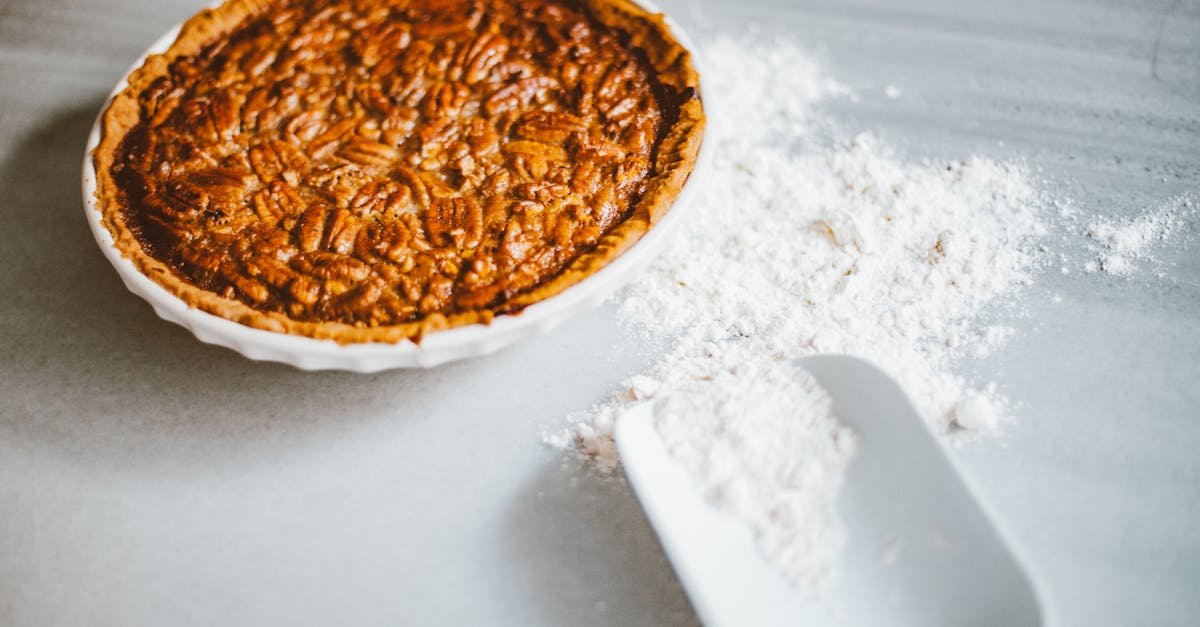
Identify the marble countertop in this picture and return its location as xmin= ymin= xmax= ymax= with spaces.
xmin=1 ymin=0 xmax=1197 ymax=625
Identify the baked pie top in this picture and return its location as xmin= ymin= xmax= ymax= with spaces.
xmin=93 ymin=0 xmax=704 ymax=342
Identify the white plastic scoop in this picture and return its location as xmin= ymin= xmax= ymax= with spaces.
xmin=616 ymin=354 xmax=1050 ymax=627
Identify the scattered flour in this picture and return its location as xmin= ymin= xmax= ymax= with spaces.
xmin=548 ymin=34 xmax=1049 ymax=587
xmin=553 ymin=34 xmax=1046 ymax=458
xmin=1085 ymin=195 xmax=1194 ymax=275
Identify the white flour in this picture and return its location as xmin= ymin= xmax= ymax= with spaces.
xmin=654 ymin=359 xmax=855 ymax=589
xmin=547 ymin=34 xmax=1048 ymax=587
xmin=1085 ymin=195 xmax=1194 ymax=275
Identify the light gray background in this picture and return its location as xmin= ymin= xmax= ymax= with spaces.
xmin=1 ymin=0 xmax=1197 ymax=625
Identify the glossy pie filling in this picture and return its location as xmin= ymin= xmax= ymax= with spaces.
xmin=96 ymin=0 xmax=703 ymax=342
xmin=111 ymin=0 xmax=677 ymax=327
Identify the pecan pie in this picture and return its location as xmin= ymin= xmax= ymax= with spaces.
xmin=93 ymin=0 xmax=704 ymax=342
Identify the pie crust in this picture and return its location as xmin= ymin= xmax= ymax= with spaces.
xmin=92 ymin=0 xmax=704 ymax=343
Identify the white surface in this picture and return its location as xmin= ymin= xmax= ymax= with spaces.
xmin=78 ymin=4 xmax=711 ymax=371
xmin=1 ymin=1 xmax=1198 ymax=626
xmin=618 ymin=355 xmax=1045 ymax=627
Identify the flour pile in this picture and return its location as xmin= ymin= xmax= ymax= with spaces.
xmin=546 ymin=34 xmax=1048 ymax=586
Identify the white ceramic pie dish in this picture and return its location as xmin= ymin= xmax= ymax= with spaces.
xmin=81 ymin=0 xmax=710 ymax=372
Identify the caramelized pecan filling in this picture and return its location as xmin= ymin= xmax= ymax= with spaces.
xmin=111 ymin=0 xmax=673 ymax=326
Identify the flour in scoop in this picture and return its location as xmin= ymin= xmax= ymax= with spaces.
xmin=653 ymin=358 xmax=855 ymax=590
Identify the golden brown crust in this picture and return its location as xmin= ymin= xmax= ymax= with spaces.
xmin=93 ymin=0 xmax=704 ymax=344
